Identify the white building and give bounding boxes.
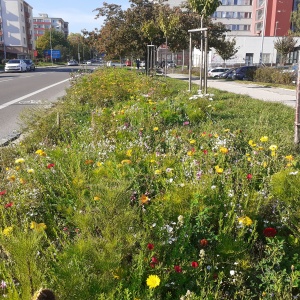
[33,13,69,41]
[0,0,34,59]
[192,36,300,69]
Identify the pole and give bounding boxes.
[199,15,203,90]
[165,37,168,76]
[50,29,53,66]
[295,57,300,144]
[204,30,208,94]
[259,0,268,65]
[189,32,192,91]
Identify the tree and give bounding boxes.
[188,0,221,17]
[36,29,69,60]
[93,1,228,61]
[274,35,298,65]
[215,37,239,66]
[290,3,300,35]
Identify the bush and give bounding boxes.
[254,66,296,85]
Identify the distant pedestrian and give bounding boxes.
[136,59,140,70]
[32,288,56,300]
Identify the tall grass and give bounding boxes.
[0,68,299,299]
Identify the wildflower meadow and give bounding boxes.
[0,68,300,299]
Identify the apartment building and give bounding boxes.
[0,0,34,60]
[33,13,69,42]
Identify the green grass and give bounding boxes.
[0,68,300,299]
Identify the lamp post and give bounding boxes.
[49,25,59,66]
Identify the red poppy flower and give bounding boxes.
[174,265,182,273]
[246,173,253,180]
[200,239,208,247]
[263,227,277,237]
[0,190,7,196]
[203,149,208,155]
[191,261,199,268]
[47,163,55,169]
[4,202,13,208]
[147,243,154,250]
[151,257,158,264]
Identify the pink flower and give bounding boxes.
[4,202,13,208]
[47,163,55,169]
[147,243,154,250]
[191,261,199,268]
[151,257,158,264]
[0,190,7,196]
[246,173,253,180]
[174,265,182,273]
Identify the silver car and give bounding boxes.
[5,59,27,72]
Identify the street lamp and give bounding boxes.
[49,25,59,66]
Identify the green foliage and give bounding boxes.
[0,68,300,299]
[254,67,296,85]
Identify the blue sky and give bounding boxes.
[28,0,130,34]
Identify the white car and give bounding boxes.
[208,67,230,78]
[67,60,79,66]
[5,59,27,72]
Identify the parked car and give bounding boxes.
[4,59,27,73]
[23,59,35,71]
[167,61,176,68]
[218,68,237,79]
[232,66,258,80]
[67,60,79,66]
[208,67,230,78]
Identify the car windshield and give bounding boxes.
[8,59,20,63]
[23,60,31,64]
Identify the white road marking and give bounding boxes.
[0,78,69,110]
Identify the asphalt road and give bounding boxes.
[0,65,92,145]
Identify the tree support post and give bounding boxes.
[188,28,208,93]
[295,59,300,144]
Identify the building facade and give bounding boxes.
[33,13,69,42]
[0,0,34,60]
[165,0,300,67]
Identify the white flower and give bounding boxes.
[289,171,298,175]
[178,215,184,226]
[199,249,205,258]
[211,185,216,190]
[230,270,235,276]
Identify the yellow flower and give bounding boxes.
[27,169,35,174]
[15,158,25,164]
[2,226,13,236]
[154,169,162,175]
[30,222,47,232]
[189,139,196,144]
[150,159,156,163]
[146,275,160,289]
[215,165,223,174]
[187,151,194,156]
[121,159,131,165]
[269,145,278,151]
[219,147,229,154]
[126,149,132,157]
[20,178,26,184]
[238,216,253,226]
[248,140,256,147]
[224,128,230,132]
[153,127,159,131]
[260,136,268,142]
[285,155,294,161]
[140,194,150,204]
[94,196,100,201]
[35,149,46,156]
[7,175,16,182]
[96,161,103,167]
[214,134,219,138]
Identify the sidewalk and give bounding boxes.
[166,73,297,108]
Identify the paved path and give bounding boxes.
[167,73,297,108]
